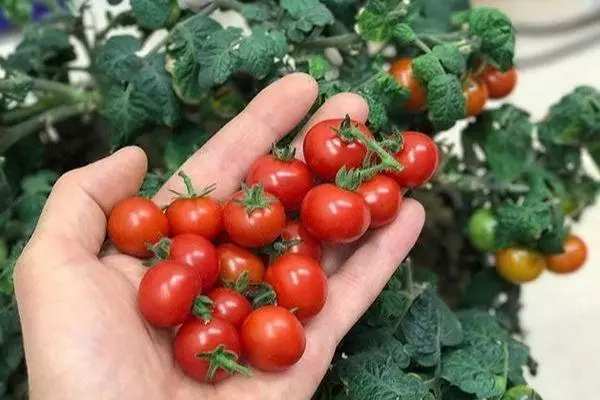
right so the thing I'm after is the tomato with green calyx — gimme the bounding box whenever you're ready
[137,261,201,328]
[166,172,223,240]
[202,288,252,328]
[303,116,373,181]
[386,131,439,188]
[356,174,402,228]
[264,254,328,321]
[279,220,322,261]
[223,183,285,248]
[389,58,427,112]
[173,316,250,383]
[546,234,587,274]
[166,234,220,292]
[481,66,518,99]
[241,306,306,372]
[217,243,265,284]
[464,76,489,117]
[495,248,546,284]
[108,197,169,258]
[501,385,542,400]
[245,147,313,211]
[300,183,371,244]
[468,208,498,251]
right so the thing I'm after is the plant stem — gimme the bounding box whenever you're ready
[214,0,244,11]
[0,77,86,101]
[402,259,414,295]
[300,33,362,49]
[96,11,135,41]
[0,102,88,153]
[413,37,432,53]
[0,98,63,125]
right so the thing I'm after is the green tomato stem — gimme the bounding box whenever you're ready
[413,37,433,54]
[214,0,244,11]
[200,345,252,382]
[300,33,361,49]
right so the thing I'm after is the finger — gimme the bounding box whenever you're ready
[153,73,318,204]
[310,199,425,343]
[29,146,148,259]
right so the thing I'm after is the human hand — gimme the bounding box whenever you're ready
[14,74,425,400]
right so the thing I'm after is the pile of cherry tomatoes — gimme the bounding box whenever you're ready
[389,58,518,116]
[106,116,439,383]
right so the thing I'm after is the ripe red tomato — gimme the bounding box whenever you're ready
[464,76,489,117]
[480,66,518,99]
[386,131,439,188]
[303,118,373,181]
[173,317,248,383]
[217,243,266,283]
[169,234,220,292]
[546,234,587,274]
[300,184,371,244]
[389,58,427,112]
[107,197,169,258]
[280,221,322,261]
[137,261,201,327]
[264,254,327,321]
[245,154,313,211]
[207,288,252,328]
[223,187,285,248]
[166,195,223,240]
[241,306,306,372]
[356,175,402,228]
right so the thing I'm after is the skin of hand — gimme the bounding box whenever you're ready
[13,74,425,400]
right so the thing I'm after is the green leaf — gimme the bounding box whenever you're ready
[435,295,463,347]
[358,11,390,42]
[342,325,396,354]
[412,53,445,84]
[307,55,330,80]
[400,287,441,367]
[336,351,429,400]
[427,74,465,130]
[168,14,222,103]
[102,84,151,147]
[21,170,57,195]
[197,27,243,88]
[461,268,511,309]
[364,290,412,328]
[0,73,33,103]
[358,72,410,129]
[432,44,466,75]
[280,0,334,42]
[467,8,516,70]
[130,0,170,29]
[241,3,274,22]
[138,171,168,199]
[0,0,33,24]
[238,28,287,79]
[441,339,508,399]
[393,23,417,42]
[357,1,417,42]
[164,122,212,171]
[94,35,143,84]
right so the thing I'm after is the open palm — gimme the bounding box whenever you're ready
[14,74,425,400]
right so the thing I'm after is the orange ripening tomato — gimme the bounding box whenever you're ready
[463,76,489,117]
[546,234,587,274]
[495,247,546,284]
[389,58,427,112]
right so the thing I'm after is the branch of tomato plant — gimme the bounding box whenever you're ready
[0,76,88,102]
[0,97,64,125]
[96,10,136,41]
[213,0,244,11]
[438,172,531,194]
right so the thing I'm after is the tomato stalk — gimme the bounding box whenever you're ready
[245,282,277,309]
[234,183,274,213]
[170,171,216,198]
[260,238,304,263]
[147,237,172,261]
[271,145,296,162]
[192,296,214,323]
[199,345,252,381]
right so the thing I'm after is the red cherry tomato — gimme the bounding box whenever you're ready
[280,221,322,261]
[303,118,373,181]
[137,261,201,328]
[386,131,439,188]
[169,234,220,292]
[173,317,247,383]
[166,196,223,240]
[464,76,489,117]
[107,197,169,258]
[389,58,427,112]
[241,306,306,372]
[217,243,266,283]
[480,66,518,99]
[245,154,313,211]
[223,187,286,248]
[300,184,371,244]
[264,254,328,321]
[546,234,587,274]
[356,175,402,228]
[206,288,252,328]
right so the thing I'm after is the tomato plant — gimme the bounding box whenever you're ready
[223,184,285,248]
[464,76,489,117]
[546,234,587,274]
[206,288,252,328]
[107,197,169,258]
[386,131,439,188]
[241,306,306,372]
[495,248,546,284]
[481,66,518,99]
[217,243,266,284]
[173,316,250,383]
[168,234,220,292]
[279,220,322,261]
[264,254,328,320]
[137,261,201,327]
[467,208,498,252]
[245,148,313,211]
[356,175,402,228]
[389,58,427,112]
[300,183,371,243]
[303,118,373,181]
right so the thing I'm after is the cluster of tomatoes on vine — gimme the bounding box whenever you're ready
[105,116,439,383]
[390,58,519,115]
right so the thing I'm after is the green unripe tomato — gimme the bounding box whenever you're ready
[468,208,498,251]
[165,0,182,29]
[501,385,542,400]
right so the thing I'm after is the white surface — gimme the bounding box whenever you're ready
[2,1,600,398]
